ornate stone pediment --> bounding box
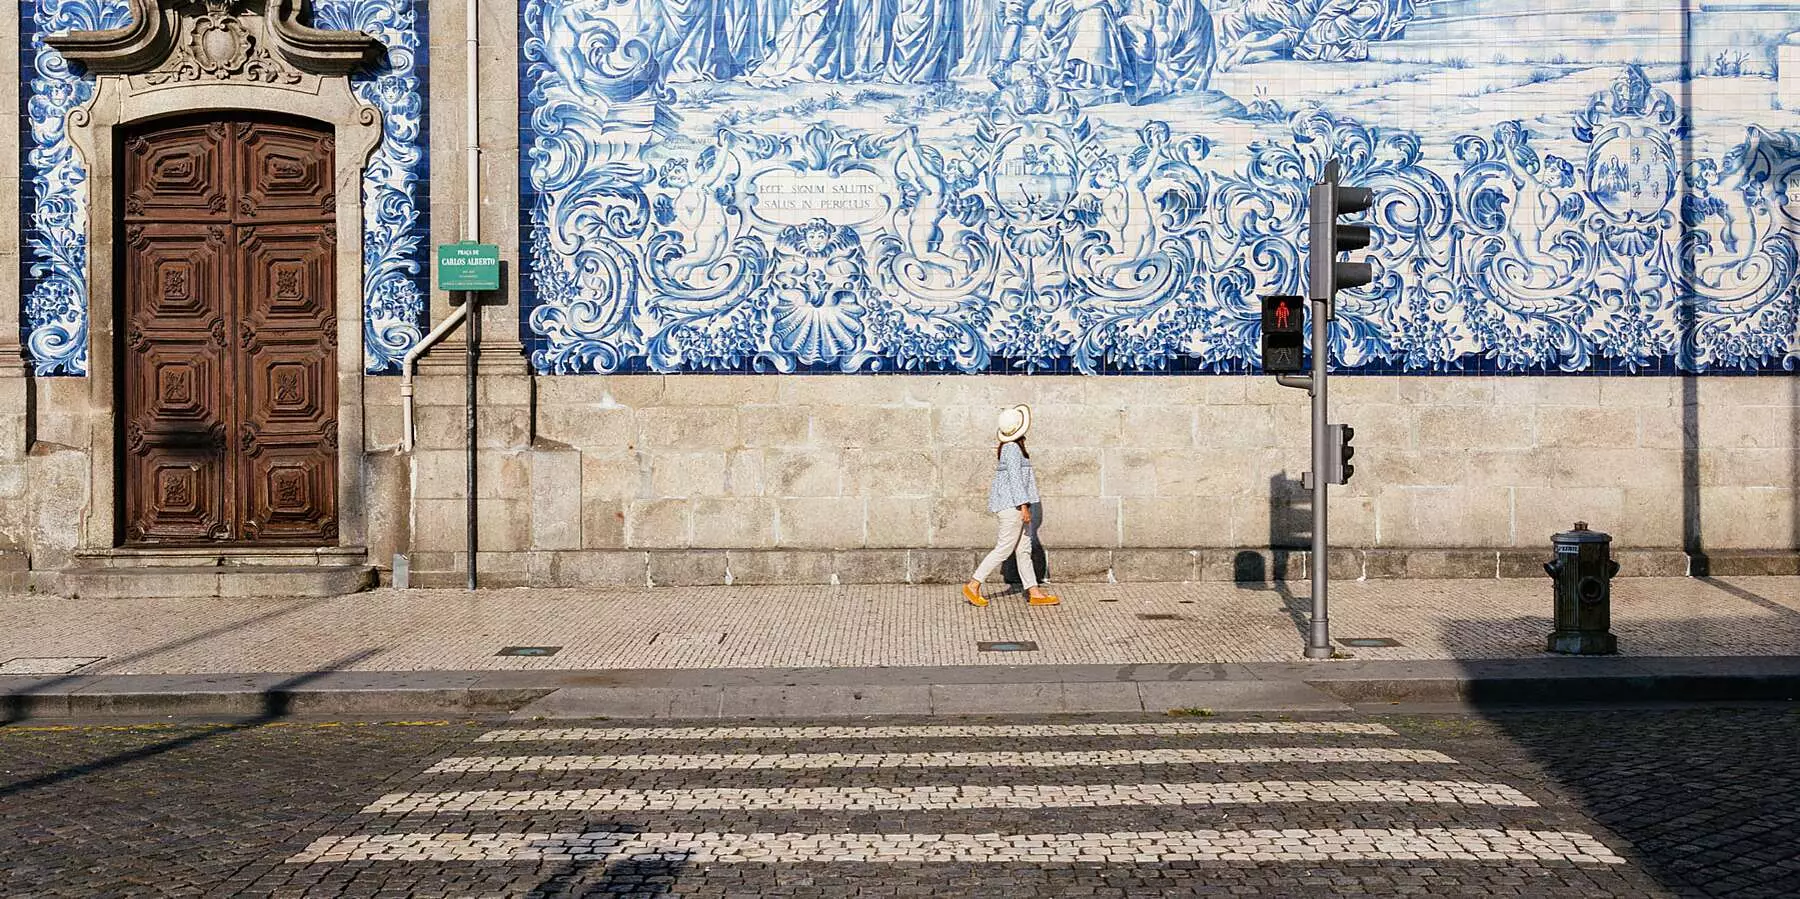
[46,0,382,84]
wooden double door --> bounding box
[120,114,339,546]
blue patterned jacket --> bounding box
[987,442,1042,513]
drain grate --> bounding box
[1137,613,1186,621]
[1337,637,1402,648]
[977,641,1039,653]
[0,657,105,675]
[496,646,562,657]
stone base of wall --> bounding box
[0,549,26,593]
[397,547,1800,589]
[31,567,377,599]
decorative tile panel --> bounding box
[519,0,1800,374]
[17,0,430,375]
[314,0,432,373]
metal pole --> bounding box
[466,294,479,590]
[1305,294,1331,658]
[463,0,481,591]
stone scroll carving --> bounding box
[44,0,381,81]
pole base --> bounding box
[1303,644,1335,659]
[1546,630,1617,655]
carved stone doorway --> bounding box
[120,113,339,545]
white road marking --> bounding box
[426,747,1457,773]
[475,722,1399,742]
[289,827,1623,865]
[365,779,1537,814]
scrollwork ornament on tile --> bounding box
[517,0,1800,376]
[314,0,430,372]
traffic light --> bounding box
[1308,159,1374,315]
[1327,423,1355,484]
[1260,295,1305,374]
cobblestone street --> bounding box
[3,706,1796,897]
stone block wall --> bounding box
[390,370,1800,587]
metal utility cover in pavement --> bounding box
[1138,613,1186,621]
[652,632,726,647]
[0,657,104,675]
[1338,637,1402,648]
[496,646,562,657]
[977,641,1039,652]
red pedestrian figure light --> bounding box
[1260,295,1304,373]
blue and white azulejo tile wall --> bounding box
[519,0,1800,375]
[17,0,431,376]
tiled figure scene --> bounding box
[519,0,1800,374]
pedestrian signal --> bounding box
[1260,295,1305,374]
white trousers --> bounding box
[971,510,1038,590]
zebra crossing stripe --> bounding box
[365,779,1537,814]
[474,722,1400,742]
[288,827,1623,865]
[426,747,1457,773]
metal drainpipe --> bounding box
[463,0,481,590]
[398,0,481,590]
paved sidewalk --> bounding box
[2,576,1797,718]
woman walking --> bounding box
[962,404,1060,607]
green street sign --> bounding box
[436,242,501,292]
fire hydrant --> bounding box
[1543,521,1619,655]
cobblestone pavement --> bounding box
[3,707,1797,897]
[3,576,1798,675]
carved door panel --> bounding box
[121,222,234,542]
[121,116,337,546]
[121,121,233,222]
[236,225,337,542]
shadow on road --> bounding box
[1,594,346,726]
[524,852,691,899]
[0,647,383,800]
[1437,585,1800,897]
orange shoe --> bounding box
[1028,591,1060,606]
[962,583,988,607]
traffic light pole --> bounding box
[1272,159,1370,660]
[1305,293,1332,659]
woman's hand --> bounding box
[1019,505,1032,523]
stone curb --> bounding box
[3,657,1795,721]
[389,547,1800,589]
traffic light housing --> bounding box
[1260,295,1305,374]
[1309,159,1374,315]
[1327,423,1355,484]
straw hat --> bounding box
[996,404,1031,442]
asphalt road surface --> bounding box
[2,706,1796,898]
